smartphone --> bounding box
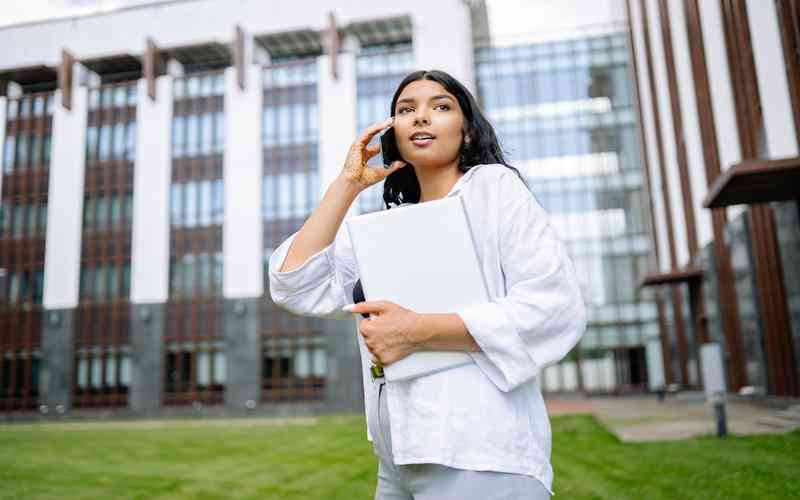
[378,125,402,169]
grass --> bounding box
[0,413,797,499]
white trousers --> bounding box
[367,378,551,500]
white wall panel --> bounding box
[646,0,689,267]
[668,0,714,250]
[746,0,799,159]
[698,0,745,221]
[318,53,359,220]
[0,97,5,209]
[630,0,671,272]
[130,76,172,304]
[43,84,87,309]
[223,64,263,298]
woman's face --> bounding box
[393,80,466,169]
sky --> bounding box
[0,0,625,34]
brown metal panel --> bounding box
[74,81,136,409]
[638,0,679,268]
[719,0,799,396]
[0,91,53,411]
[627,0,675,385]
[145,38,160,101]
[639,0,691,386]
[625,0,663,274]
[59,49,74,111]
[747,205,798,395]
[327,12,339,80]
[657,0,699,256]
[640,267,703,287]
[164,70,226,407]
[682,0,747,390]
[234,25,246,91]
[704,156,800,207]
[260,60,325,403]
[657,0,710,352]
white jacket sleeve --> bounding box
[455,171,587,392]
[268,224,358,320]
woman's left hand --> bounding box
[344,301,423,366]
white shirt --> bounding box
[268,163,586,494]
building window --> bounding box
[355,44,414,214]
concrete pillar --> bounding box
[131,75,173,304]
[323,316,363,413]
[223,297,260,410]
[43,65,87,310]
[129,304,164,415]
[318,50,366,413]
[318,53,358,217]
[223,62,263,299]
[40,309,74,414]
[412,3,476,94]
[128,75,173,415]
[0,96,6,199]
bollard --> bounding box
[710,393,727,437]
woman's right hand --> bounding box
[339,117,408,190]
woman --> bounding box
[268,69,586,499]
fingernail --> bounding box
[342,304,355,312]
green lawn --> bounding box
[0,414,797,499]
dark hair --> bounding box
[383,69,530,209]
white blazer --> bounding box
[268,163,587,494]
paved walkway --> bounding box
[546,393,800,442]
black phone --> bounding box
[378,126,402,169]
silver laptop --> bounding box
[345,195,491,382]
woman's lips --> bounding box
[411,138,434,147]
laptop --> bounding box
[345,195,491,382]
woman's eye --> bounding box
[397,105,448,113]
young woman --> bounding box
[269,69,586,499]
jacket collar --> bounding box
[399,164,492,207]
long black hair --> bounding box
[383,69,530,209]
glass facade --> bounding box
[260,59,327,402]
[773,201,800,390]
[73,82,138,408]
[355,43,414,214]
[0,92,53,411]
[698,241,729,384]
[165,70,227,406]
[474,31,657,391]
[727,212,768,393]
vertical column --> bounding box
[746,0,799,159]
[697,0,744,220]
[412,3,476,95]
[718,0,797,396]
[318,50,366,412]
[682,0,747,391]
[223,62,263,298]
[129,75,173,414]
[0,96,5,202]
[634,0,691,386]
[318,52,358,214]
[41,60,88,413]
[223,44,263,408]
[625,0,672,384]
[667,0,714,249]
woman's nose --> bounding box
[413,110,430,125]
